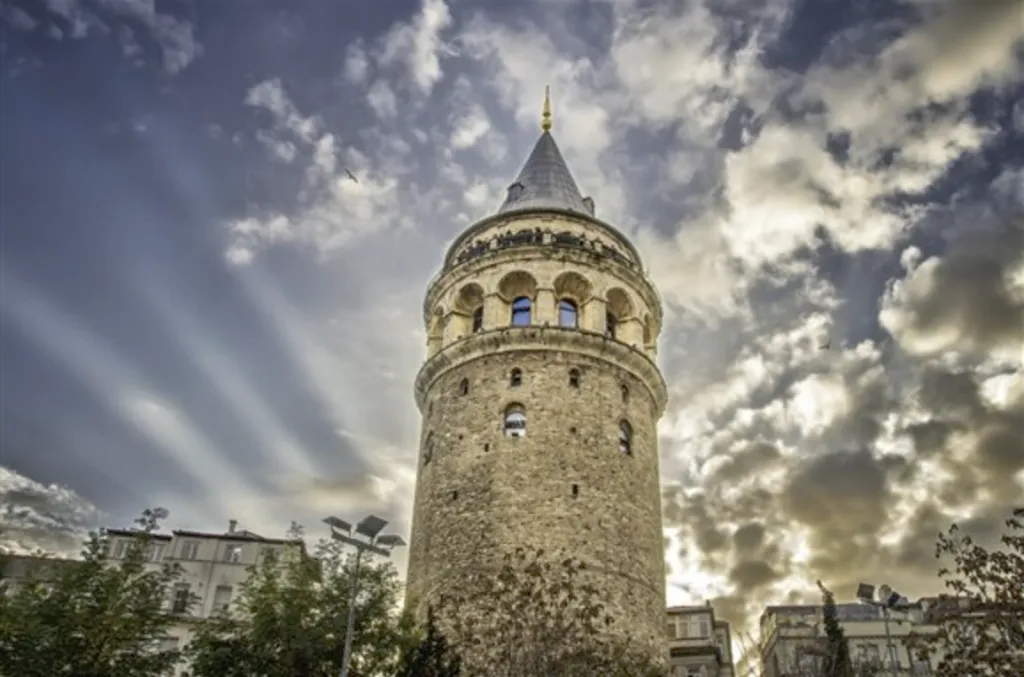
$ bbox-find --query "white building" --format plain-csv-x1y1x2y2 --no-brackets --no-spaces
666,603,736,677
103,520,304,675
759,600,942,676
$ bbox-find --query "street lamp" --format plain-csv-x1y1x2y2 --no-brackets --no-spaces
856,582,908,676
323,514,406,677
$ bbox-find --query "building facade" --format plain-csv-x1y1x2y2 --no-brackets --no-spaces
759,601,942,676
1,520,301,676
666,604,735,677
103,520,303,673
404,90,669,660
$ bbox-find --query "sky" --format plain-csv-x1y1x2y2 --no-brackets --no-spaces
1,0,1023,647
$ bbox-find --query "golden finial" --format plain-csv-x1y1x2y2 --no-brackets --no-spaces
541,85,552,132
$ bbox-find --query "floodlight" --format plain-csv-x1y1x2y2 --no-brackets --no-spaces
855,583,875,601
376,534,406,548
323,516,352,533
356,514,388,540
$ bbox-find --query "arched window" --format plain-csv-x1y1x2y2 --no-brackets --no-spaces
621,384,630,403
459,378,469,396
511,297,532,326
619,421,632,455
504,404,526,437
568,368,580,388
472,307,484,333
606,312,618,339
559,299,578,328
510,368,522,387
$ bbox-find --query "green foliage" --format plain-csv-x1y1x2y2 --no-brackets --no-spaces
433,547,668,677
908,508,1024,677
186,529,412,677
0,508,191,677
395,606,461,677
816,580,853,677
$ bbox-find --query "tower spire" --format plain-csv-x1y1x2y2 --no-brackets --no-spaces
541,85,552,132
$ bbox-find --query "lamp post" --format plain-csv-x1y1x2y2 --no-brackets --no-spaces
323,514,406,677
856,582,907,676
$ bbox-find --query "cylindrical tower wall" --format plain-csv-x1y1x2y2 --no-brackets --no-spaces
407,209,669,662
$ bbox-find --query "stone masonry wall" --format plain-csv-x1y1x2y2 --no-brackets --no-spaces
405,346,668,656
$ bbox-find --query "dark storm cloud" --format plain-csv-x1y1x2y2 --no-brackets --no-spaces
896,227,1024,357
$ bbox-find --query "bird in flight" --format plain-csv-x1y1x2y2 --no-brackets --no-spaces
820,340,831,351
345,168,359,183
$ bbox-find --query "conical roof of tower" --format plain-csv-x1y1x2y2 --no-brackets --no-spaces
497,130,592,216
496,87,593,217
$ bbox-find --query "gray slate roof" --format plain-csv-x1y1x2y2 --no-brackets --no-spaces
497,131,594,217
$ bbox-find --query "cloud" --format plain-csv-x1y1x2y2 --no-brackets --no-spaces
376,0,454,95
229,80,410,264
31,0,202,72
881,223,1024,362
367,79,399,120
1,4,38,31
0,467,102,556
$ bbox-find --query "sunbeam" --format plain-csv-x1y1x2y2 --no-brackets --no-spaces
0,266,272,527
133,276,320,480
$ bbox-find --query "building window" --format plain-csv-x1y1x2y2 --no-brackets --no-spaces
507,182,524,202
459,378,469,396
180,540,199,560
145,543,165,562
621,384,629,403
619,420,632,455
213,585,233,614
605,312,618,338
568,368,580,388
423,433,433,466
510,368,522,387
110,539,128,559
504,404,526,437
511,296,532,326
559,299,578,328
472,307,483,333
171,584,190,614
224,545,242,564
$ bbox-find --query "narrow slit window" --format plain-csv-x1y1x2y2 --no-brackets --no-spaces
621,384,629,403
504,404,526,437
472,307,484,333
423,433,433,466
619,420,632,455
559,299,579,328
572,484,579,498
569,368,581,388
459,378,469,396
510,368,522,387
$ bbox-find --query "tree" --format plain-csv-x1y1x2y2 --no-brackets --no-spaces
186,524,413,677
0,508,191,677
816,580,853,677
430,547,667,677
908,508,1024,677
395,606,461,677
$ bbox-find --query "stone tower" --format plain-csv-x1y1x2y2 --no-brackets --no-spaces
406,89,668,658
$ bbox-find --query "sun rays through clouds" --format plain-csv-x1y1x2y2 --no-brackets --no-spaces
2,0,1023,654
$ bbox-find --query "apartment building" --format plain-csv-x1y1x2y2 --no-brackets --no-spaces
666,603,736,677
2,520,304,676
759,600,941,676
103,520,304,667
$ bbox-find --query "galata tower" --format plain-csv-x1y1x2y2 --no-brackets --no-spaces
405,88,668,658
